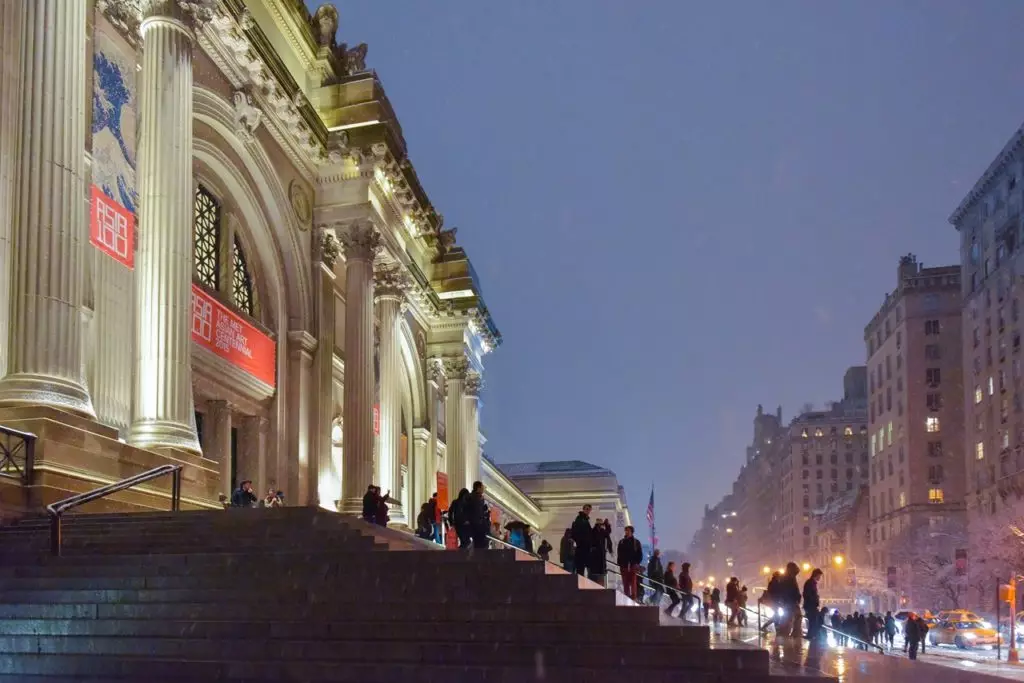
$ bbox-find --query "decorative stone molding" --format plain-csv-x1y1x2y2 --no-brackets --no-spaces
96,0,142,46
232,89,263,143
288,180,311,229
464,372,483,398
319,229,340,269
426,357,445,386
310,3,339,47
335,221,380,262
139,0,217,28
442,356,469,380
373,265,409,302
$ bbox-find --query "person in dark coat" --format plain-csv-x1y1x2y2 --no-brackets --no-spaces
570,504,593,577
679,562,695,621
231,480,258,507
361,485,378,523
905,613,922,660
802,568,823,641
760,571,781,633
615,525,643,600
725,577,740,625
559,528,575,573
647,549,665,607
466,481,490,548
537,539,553,562
588,518,613,586
777,562,802,637
449,488,472,548
663,561,681,616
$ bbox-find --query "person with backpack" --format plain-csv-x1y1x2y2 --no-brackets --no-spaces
615,525,643,600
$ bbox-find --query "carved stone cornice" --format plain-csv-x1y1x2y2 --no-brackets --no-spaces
373,265,409,302
232,89,263,144
334,221,380,262
140,0,216,30
464,372,482,398
442,357,470,381
426,357,445,387
96,0,142,46
319,229,340,269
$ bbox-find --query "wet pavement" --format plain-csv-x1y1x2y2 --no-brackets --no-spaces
696,619,1024,682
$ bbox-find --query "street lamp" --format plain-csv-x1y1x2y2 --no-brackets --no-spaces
762,565,771,575
802,562,811,572
833,555,845,566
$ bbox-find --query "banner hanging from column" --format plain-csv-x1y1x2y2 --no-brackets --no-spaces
191,284,276,387
436,472,449,510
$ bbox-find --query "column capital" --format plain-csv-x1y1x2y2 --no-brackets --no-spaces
464,372,482,398
319,228,340,269
336,220,380,262
373,264,409,303
442,356,470,381
140,0,216,32
426,357,445,385
287,330,318,357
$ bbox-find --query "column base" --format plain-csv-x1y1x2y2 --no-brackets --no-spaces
128,418,201,455
0,373,95,419
338,496,367,517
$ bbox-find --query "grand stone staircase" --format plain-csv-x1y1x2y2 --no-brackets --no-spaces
0,508,824,682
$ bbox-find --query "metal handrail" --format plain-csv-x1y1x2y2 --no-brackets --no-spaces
46,464,183,556
0,425,36,484
488,535,703,622
744,601,885,653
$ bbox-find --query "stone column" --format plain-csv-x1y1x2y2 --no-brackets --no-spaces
0,0,94,416
426,358,443,504
236,415,270,498
128,0,211,452
464,371,482,487
91,256,134,435
285,331,316,505
338,222,379,514
412,427,431,519
443,357,469,495
314,231,339,508
203,400,233,498
0,0,24,379
374,265,406,519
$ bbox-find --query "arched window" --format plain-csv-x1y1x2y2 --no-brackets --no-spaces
193,186,221,290
193,185,257,317
232,237,254,315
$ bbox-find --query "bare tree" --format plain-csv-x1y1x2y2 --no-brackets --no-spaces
968,498,1024,611
890,518,968,609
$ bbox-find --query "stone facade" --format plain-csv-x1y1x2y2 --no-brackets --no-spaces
0,0,501,522
863,255,965,608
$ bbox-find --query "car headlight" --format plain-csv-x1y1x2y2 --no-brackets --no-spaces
981,621,993,629
777,608,784,617
965,633,977,640
764,607,775,619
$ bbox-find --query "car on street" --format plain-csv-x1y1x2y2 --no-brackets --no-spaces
929,620,1001,650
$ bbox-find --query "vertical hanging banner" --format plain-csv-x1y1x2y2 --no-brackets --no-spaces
90,186,134,268
91,13,138,266
191,284,276,387
436,472,449,510
373,404,380,435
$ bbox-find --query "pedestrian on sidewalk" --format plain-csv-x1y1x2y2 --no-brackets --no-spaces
679,563,695,621
905,613,922,660
726,577,740,625
559,528,575,573
664,561,681,617
616,525,643,600
884,611,896,649
802,568,822,641
738,586,749,626
647,549,665,607
570,505,593,578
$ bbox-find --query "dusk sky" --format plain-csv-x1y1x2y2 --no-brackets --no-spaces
316,1,1024,550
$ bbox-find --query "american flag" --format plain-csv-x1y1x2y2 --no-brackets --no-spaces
646,487,657,549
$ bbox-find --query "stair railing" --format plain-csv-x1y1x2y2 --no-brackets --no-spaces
0,425,36,485
46,464,183,556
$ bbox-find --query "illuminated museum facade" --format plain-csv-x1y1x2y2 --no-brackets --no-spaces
0,0,503,525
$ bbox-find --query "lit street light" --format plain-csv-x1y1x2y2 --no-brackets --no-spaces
762,565,771,575
801,562,811,572
833,555,845,566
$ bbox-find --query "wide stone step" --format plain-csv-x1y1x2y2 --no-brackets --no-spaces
0,655,732,683
0,617,710,646
0,580,613,606
0,600,660,624
0,635,761,671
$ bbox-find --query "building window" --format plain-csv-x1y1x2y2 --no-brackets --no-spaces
844,426,853,437
976,442,985,460
814,428,824,437
928,488,944,504
899,491,907,508
928,465,944,483
926,416,940,433
925,320,940,335
193,186,221,290
927,441,943,458
925,344,941,360
926,368,941,386
231,237,254,315
801,428,809,439
926,393,942,411
975,386,984,404
990,376,995,396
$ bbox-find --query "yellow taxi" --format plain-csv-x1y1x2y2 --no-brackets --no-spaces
929,619,1001,649
935,609,983,623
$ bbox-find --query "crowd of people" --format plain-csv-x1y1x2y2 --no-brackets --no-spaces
223,480,284,508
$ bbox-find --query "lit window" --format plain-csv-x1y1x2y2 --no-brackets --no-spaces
193,186,221,290
801,428,809,439
975,387,983,404
976,442,985,460
899,492,907,508
814,428,823,437
928,488,944,504
990,376,995,396
231,237,254,316
926,417,940,433
887,421,893,446
844,426,853,437
1004,432,1011,449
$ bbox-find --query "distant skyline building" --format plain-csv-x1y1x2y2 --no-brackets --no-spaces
778,369,869,561
863,255,965,606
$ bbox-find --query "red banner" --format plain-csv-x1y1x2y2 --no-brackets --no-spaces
89,186,134,268
436,472,449,511
191,284,276,387
373,404,380,435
